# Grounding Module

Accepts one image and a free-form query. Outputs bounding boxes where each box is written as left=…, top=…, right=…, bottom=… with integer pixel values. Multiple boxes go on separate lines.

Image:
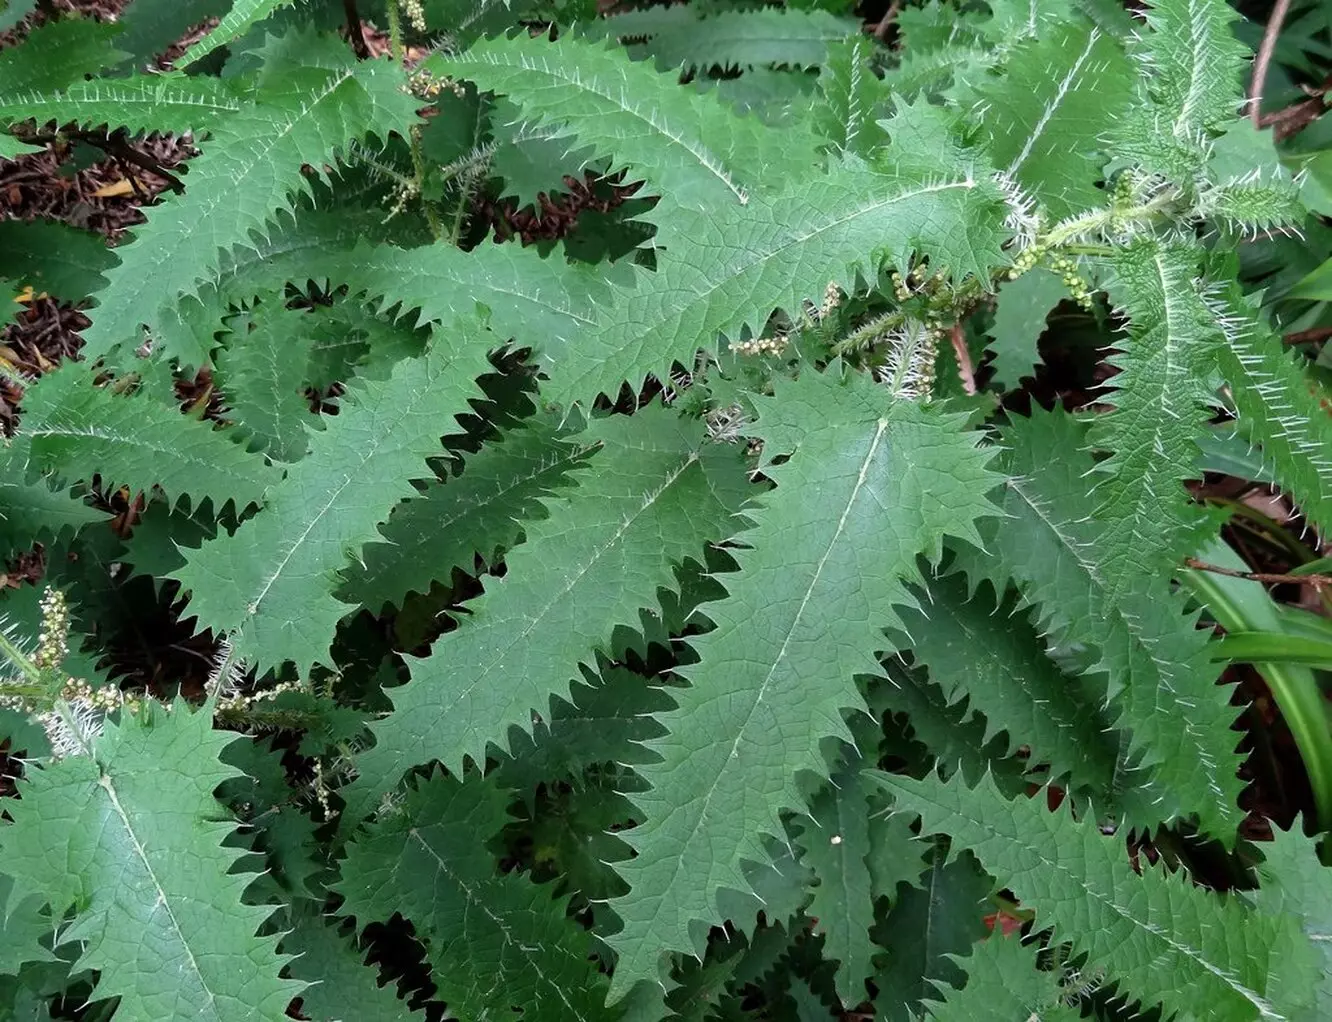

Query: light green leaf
left=173, top=335, right=492, bottom=677
left=975, top=17, right=1134, bottom=218
left=175, top=0, right=298, bottom=66
left=0, top=73, right=242, bottom=137
left=0, top=700, right=305, bottom=1020
left=17, top=362, right=278, bottom=514
left=876, top=770, right=1316, bottom=1022
left=606, top=367, right=1002, bottom=1000
left=985, top=267, right=1066, bottom=389
left=343, top=405, right=751, bottom=818
left=336, top=772, right=617, bottom=1021
left=1092, top=241, right=1221, bottom=594
left=81, top=55, right=420, bottom=366
left=924, top=933, right=1080, bottom=1022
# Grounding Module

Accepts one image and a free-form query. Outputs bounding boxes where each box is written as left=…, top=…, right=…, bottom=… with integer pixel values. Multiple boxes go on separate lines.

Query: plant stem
left=1250, top=0, right=1293, bottom=128
left=386, top=0, right=403, bottom=64
left=0, top=629, right=40, bottom=684
left=1284, top=325, right=1332, bottom=346
left=832, top=309, right=907, bottom=354
left=1183, top=556, right=1332, bottom=589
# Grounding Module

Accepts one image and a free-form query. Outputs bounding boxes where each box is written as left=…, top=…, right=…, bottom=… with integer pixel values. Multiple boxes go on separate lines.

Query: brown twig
left=343, top=0, right=370, bottom=59
left=948, top=322, right=977, bottom=396
left=1250, top=0, right=1293, bottom=127
left=1184, top=557, right=1332, bottom=589
left=1284, top=325, right=1332, bottom=346
left=872, top=0, right=901, bottom=40
left=15, top=127, right=186, bottom=193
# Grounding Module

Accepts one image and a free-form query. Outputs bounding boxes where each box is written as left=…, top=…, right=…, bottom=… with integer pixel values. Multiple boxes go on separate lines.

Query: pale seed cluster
left=217, top=679, right=304, bottom=713
left=33, top=587, right=69, bottom=672
left=818, top=281, right=842, bottom=320
left=398, top=0, right=428, bottom=32
left=1007, top=247, right=1094, bottom=309
left=732, top=334, right=789, bottom=357
left=59, top=678, right=140, bottom=716
left=408, top=68, right=466, bottom=101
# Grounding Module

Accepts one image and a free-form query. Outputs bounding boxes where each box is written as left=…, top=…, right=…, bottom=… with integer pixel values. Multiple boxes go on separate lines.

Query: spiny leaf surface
left=336, top=773, right=618, bottom=1021
left=606, top=367, right=1001, bottom=999
left=344, top=406, right=750, bottom=818
left=172, top=335, right=492, bottom=676
left=957, top=406, right=1242, bottom=838
left=81, top=55, right=420, bottom=365
left=875, top=770, right=1316, bottom=1022
left=0, top=701, right=304, bottom=1021
left=16, top=362, right=277, bottom=513
left=343, top=415, right=593, bottom=612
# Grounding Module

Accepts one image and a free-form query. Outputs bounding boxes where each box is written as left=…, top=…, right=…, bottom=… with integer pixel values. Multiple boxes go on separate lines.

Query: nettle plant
left=1, top=0, right=1331, bottom=1018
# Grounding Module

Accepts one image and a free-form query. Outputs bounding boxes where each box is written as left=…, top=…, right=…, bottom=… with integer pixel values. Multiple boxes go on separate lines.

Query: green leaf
left=335, top=772, right=617, bottom=1021
left=871, top=665, right=1029, bottom=792
left=606, top=367, right=1002, bottom=1000
left=1091, top=240, right=1220, bottom=593
left=0, top=0, right=36, bottom=33
left=17, top=362, right=278, bottom=514
left=1251, top=822, right=1332, bottom=1016
left=957, top=406, right=1243, bottom=838
left=873, top=846, right=993, bottom=1022
left=893, top=573, right=1123, bottom=802
left=435, top=32, right=819, bottom=231
left=342, top=415, right=593, bottom=613
left=0, top=220, right=115, bottom=303
left=0, top=875, right=56, bottom=977
left=116, top=0, right=231, bottom=65
left=343, top=405, right=751, bottom=818
left=984, top=267, right=1066, bottom=389
left=0, top=17, right=124, bottom=97
left=1215, top=287, right=1332, bottom=537
left=546, top=156, right=1010, bottom=406
left=0, top=133, right=42, bottom=161
left=875, top=770, right=1317, bottom=1022
left=1182, top=539, right=1332, bottom=830
left=813, top=38, right=890, bottom=156
left=280, top=908, right=421, bottom=1022
left=1111, top=0, right=1248, bottom=179
left=974, top=17, right=1134, bottom=218
left=0, top=700, right=305, bottom=1020
left=924, top=933, right=1080, bottom=1022
left=496, top=665, right=673, bottom=796
left=81, top=54, right=421, bottom=366
left=588, top=6, right=858, bottom=72
left=0, top=475, right=109, bottom=558
left=176, top=0, right=298, bottom=66
left=173, top=335, right=492, bottom=677
left=0, top=73, right=243, bottom=137
left=793, top=766, right=876, bottom=1007
left=211, top=302, right=324, bottom=463
left=1213, top=631, right=1332, bottom=668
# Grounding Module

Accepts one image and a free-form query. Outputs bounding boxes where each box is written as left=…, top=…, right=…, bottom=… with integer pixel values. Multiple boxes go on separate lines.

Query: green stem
left=0, top=629, right=40, bottom=684
left=832, top=309, right=908, bottom=355
left=386, top=0, right=403, bottom=64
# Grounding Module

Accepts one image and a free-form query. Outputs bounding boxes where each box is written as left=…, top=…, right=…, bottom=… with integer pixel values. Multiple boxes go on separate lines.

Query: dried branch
left=1250, top=0, right=1293, bottom=127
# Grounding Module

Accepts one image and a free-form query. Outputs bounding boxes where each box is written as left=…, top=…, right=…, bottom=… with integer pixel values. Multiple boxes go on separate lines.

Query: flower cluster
left=399, top=0, right=428, bottom=32
left=217, top=678, right=304, bottom=714
left=732, top=334, right=789, bottom=357
left=33, top=587, right=69, bottom=672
